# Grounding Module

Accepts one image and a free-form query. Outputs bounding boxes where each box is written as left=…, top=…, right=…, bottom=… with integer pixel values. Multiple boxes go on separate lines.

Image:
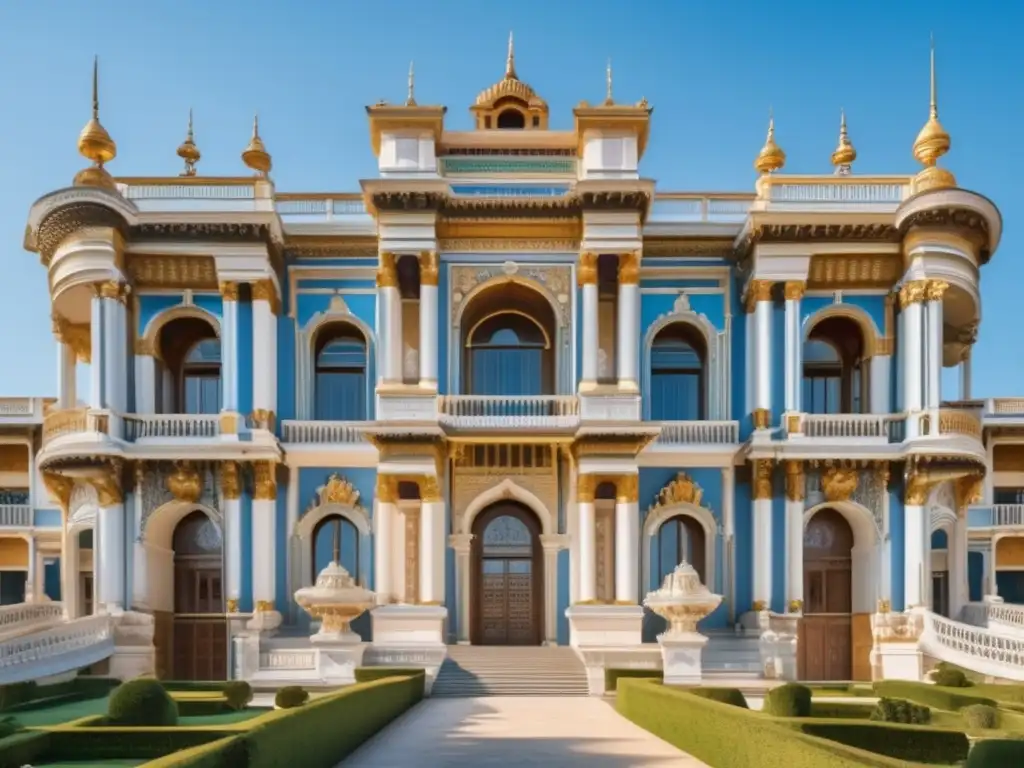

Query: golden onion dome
left=754, top=116, right=785, bottom=174
left=72, top=165, right=117, bottom=191
left=831, top=109, right=857, bottom=170
left=473, top=31, right=546, bottom=109
left=241, top=114, right=272, bottom=176
left=177, top=109, right=200, bottom=176
left=77, top=58, right=116, bottom=166
left=911, top=38, right=956, bottom=192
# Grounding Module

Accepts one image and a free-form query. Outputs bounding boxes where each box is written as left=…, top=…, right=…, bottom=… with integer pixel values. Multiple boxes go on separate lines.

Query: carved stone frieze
left=898, top=206, right=992, bottom=258
left=130, top=222, right=276, bottom=244
left=578, top=190, right=650, bottom=214
left=442, top=197, right=580, bottom=218
left=641, top=239, right=732, bottom=258
left=126, top=255, right=218, bottom=290
left=371, top=191, right=445, bottom=212
left=37, top=203, right=128, bottom=266
left=737, top=222, right=900, bottom=257
left=451, top=472, right=557, bottom=535
left=438, top=238, right=579, bottom=252
left=450, top=263, right=572, bottom=326
left=138, top=462, right=220, bottom=541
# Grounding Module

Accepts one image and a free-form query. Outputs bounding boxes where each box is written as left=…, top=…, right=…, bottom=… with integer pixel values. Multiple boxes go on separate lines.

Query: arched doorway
left=801, top=508, right=854, bottom=680
left=470, top=502, right=543, bottom=645
left=172, top=511, right=226, bottom=680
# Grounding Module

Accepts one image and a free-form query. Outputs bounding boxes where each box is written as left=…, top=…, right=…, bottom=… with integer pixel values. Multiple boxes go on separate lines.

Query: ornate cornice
left=441, top=197, right=580, bottom=218
left=129, top=222, right=276, bottom=244
left=898, top=205, right=992, bottom=259
left=37, top=203, right=127, bottom=266
left=737, top=222, right=900, bottom=257
left=371, top=191, right=445, bottom=212
left=126, top=255, right=218, bottom=290
left=578, top=190, right=650, bottom=215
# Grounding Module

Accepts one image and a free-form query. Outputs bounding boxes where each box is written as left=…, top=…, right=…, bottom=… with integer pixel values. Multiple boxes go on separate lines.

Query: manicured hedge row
left=790, top=720, right=970, bottom=764
left=0, top=731, right=50, bottom=768
left=966, top=738, right=1024, bottom=767
left=810, top=701, right=873, bottom=720
left=615, top=679, right=910, bottom=767
left=0, top=676, right=120, bottom=712
left=354, top=667, right=426, bottom=684
left=43, top=728, right=226, bottom=761
left=873, top=680, right=996, bottom=711
left=142, top=736, right=249, bottom=768
left=604, top=668, right=662, bottom=692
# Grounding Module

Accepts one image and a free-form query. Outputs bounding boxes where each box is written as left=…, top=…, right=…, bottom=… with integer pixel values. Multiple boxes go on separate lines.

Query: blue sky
left=0, top=0, right=1019, bottom=398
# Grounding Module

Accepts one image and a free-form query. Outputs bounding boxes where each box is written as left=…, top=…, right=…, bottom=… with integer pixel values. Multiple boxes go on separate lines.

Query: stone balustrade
left=0, top=614, right=113, bottom=683
left=123, top=414, right=222, bottom=440
left=438, top=395, right=580, bottom=429
left=0, top=602, right=64, bottom=636
left=281, top=420, right=365, bottom=444
left=655, top=421, right=739, bottom=445
left=800, top=413, right=903, bottom=441
left=919, top=610, right=1024, bottom=682
left=0, top=505, right=32, bottom=527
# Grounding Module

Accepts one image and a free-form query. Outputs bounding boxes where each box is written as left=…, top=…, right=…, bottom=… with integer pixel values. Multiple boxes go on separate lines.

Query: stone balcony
left=438, top=395, right=581, bottom=432
left=787, top=413, right=906, bottom=444
left=968, top=504, right=1024, bottom=530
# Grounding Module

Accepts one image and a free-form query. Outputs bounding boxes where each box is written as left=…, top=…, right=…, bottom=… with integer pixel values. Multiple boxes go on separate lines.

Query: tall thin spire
left=177, top=108, right=200, bottom=177
left=406, top=61, right=417, bottom=106
left=912, top=33, right=954, bottom=190
left=605, top=58, right=614, bottom=105
left=929, top=33, right=938, bottom=120
left=91, top=55, right=99, bottom=120
left=831, top=108, right=856, bottom=175
left=74, top=54, right=117, bottom=189
left=505, top=31, right=517, bottom=79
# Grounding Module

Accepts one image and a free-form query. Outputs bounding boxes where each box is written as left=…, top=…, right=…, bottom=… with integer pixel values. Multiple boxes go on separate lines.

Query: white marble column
left=784, top=462, right=804, bottom=612
left=251, top=461, right=279, bottom=623
left=783, top=282, right=803, bottom=414
left=25, top=535, right=37, bottom=602
left=94, top=474, right=125, bottom=612
left=540, top=535, right=562, bottom=644
left=614, top=475, right=640, bottom=603
left=221, top=462, right=242, bottom=613
left=950, top=515, right=968, bottom=617
left=904, top=478, right=929, bottom=608
left=577, top=476, right=597, bottom=602
left=419, top=252, right=439, bottom=389
left=579, top=252, right=599, bottom=386
left=449, top=533, right=473, bottom=643
left=89, top=289, right=105, bottom=410
left=56, top=340, right=77, bottom=409
left=960, top=349, right=973, bottom=400
left=924, top=280, right=948, bottom=410
left=419, top=484, right=445, bottom=604
left=134, top=351, right=156, bottom=415
left=750, top=281, right=773, bottom=427
left=721, top=467, right=735, bottom=620
left=130, top=472, right=147, bottom=609
left=752, top=460, right=773, bottom=611
left=252, top=281, right=279, bottom=427
left=870, top=355, right=892, bottom=414
left=285, top=465, right=300, bottom=621
left=376, top=254, right=402, bottom=383
left=616, top=253, right=640, bottom=391
left=220, top=282, right=240, bottom=413
left=900, top=281, right=925, bottom=418
left=374, top=478, right=396, bottom=603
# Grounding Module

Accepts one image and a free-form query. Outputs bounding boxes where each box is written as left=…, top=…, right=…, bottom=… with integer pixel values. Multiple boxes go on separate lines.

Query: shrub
left=0, top=716, right=19, bottom=739
left=962, top=703, right=1000, bottom=730
left=0, top=682, right=36, bottom=711
left=603, top=668, right=662, bottom=692
left=354, top=667, right=426, bottom=683
left=932, top=665, right=971, bottom=688
left=0, top=730, right=51, bottom=767
left=107, top=679, right=178, bottom=726
left=966, top=739, right=1024, bottom=767
left=683, top=687, right=748, bottom=708
left=223, top=681, right=253, bottom=711
left=274, top=686, right=309, bottom=709
left=869, top=697, right=930, bottom=725
left=873, top=680, right=996, bottom=711
left=810, top=701, right=873, bottom=720
left=795, top=721, right=969, bottom=764
left=764, top=683, right=812, bottom=717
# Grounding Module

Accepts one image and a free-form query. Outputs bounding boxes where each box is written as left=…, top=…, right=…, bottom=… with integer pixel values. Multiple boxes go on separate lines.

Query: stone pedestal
left=871, top=608, right=925, bottom=681
left=368, top=605, right=448, bottom=695
left=108, top=610, right=156, bottom=680
left=659, top=632, right=709, bottom=685
left=246, top=609, right=283, bottom=635
left=310, top=635, right=368, bottom=686
left=565, top=604, right=644, bottom=647
left=758, top=611, right=800, bottom=681
left=874, top=642, right=924, bottom=681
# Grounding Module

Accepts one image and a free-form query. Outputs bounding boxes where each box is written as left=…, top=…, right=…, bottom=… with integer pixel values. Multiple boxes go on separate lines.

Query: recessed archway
left=801, top=507, right=854, bottom=681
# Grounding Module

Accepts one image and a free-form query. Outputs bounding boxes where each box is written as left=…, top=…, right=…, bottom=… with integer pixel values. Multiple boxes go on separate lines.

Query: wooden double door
left=471, top=503, right=543, bottom=646
left=799, top=509, right=854, bottom=681
left=172, top=561, right=227, bottom=680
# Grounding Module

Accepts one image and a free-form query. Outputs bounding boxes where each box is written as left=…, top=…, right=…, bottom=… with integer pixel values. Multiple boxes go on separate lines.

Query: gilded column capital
left=167, top=461, right=202, bottom=504
left=219, top=281, right=240, bottom=301
left=134, top=337, right=159, bottom=358
left=250, top=409, right=276, bottom=431
left=744, top=280, right=773, bottom=312
left=90, top=463, right=124, bottom=507
left=898, top=280, right=927, bottom=308
left=252, top=461, right=277, bottom=501
left=783, top=281, right=805, bottom=301
left=419, top=251, right=439, bottom=286
left=954, top=473, right=983, bottom=512
left=376, top=252, right=398, bottom=289
left=52, top=317, right=91, bottom=363
left=904, top=473, right=933, bottom=506
left=784, top=460, right=804, bottom=502
left=924, top=279, right=950, bottom=302
left=576, top=474, right=596, bottom=503
left=420, top=474, right=443, bottom=503
left=251, top=279, right=281, bottom=314
left=577, top=252, right=598, bottom=287
left=376, top=475, right=397, bottom=504
left=752, top=408, right=771, bottom=430
left=94, top=280, right=129, bottom=303
left=220, top=461, right=241, bottom=501
left=42, top=471, right=74, bottom=515
left=616, top=474, right=639, bottom=503
left=752, top=460, right=773, bottom=501
left=617, top=252, right=640, bottom=285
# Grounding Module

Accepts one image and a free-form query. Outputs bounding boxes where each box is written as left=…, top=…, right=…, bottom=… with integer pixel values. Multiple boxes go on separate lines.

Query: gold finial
left=604, top=58, right=614, bottom=105
left=831, top=108, right=856, bottom=174
left=241, top=114, right=272, bottom=177
left=73, top=56, right=118, bottom=190
left=912, top=35, right=955, bottom=191
left=505, top=31, right=517, bottom=79
left=754, top=110, right=786, bottom=174
left=176, top=108, right=200, bottom=177
left=406, top=61, right=417, bottom=106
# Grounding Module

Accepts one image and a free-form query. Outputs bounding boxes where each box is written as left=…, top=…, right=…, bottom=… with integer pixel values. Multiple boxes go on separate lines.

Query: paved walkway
left=341, top=696, right=708, bottom=767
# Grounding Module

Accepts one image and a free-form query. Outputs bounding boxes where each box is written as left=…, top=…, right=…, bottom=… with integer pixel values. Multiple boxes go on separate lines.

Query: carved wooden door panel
left=480, top=559, right=535, bottom=645
left=173, top=566, right=227, bottom=680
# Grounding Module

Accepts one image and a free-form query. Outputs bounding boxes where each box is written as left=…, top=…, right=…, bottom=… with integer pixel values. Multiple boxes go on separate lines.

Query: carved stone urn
left=294, top=562, right=375, bottom=645
left=643, top=561, right=722, bottom=684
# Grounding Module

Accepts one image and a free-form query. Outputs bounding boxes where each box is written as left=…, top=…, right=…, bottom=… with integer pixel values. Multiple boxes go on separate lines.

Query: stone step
left=433, top=646, right=588, bottom=698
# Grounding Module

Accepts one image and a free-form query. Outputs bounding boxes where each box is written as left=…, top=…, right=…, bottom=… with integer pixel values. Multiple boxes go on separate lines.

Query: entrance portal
left=800, top=508, right=854, bottom=681
left=471, top=502, right=543, bottom=645
left=171, top=511, right=227, bottom=680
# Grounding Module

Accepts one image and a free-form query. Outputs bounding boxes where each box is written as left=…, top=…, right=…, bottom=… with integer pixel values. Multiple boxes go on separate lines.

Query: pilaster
left=248, top=460, right=281, bottom=631
left=576, top=474, right=597, bottom=602
left=615, top=252, right=640, bottom=392
left=251, top=279, right=279, bottom=430
left=221, top=461, right=242, bottom=614
left=784, top=461, right=805, bottom=613
left=220, top=281, right=240, bottom=413
left=751, top=459, right=773, bottom=612
left=578, top=252, right=599, bottom=388
left=747, top=280, right=773, bottom=430
left=418, top=251, right=439, bottom=390
left=783, top=281, right=803, bottom=416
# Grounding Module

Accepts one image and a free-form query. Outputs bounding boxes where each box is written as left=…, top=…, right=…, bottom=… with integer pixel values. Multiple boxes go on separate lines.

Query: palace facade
left=10, top=40, right=1020, bottom=684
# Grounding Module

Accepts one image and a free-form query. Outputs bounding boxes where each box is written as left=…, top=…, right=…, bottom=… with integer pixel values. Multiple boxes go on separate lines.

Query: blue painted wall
left=237, top=299, right=253, bottom=416
left=931, top=530, right=948, bottom=550
left=734, top=478, right=753, bottom=615
left=771, top=303, right=785, bottom=421
left=33, top=509, right=61, bottom=528
left=771, top=491, right=786, bottom=613
left=277, top=313, right=297, bottom=422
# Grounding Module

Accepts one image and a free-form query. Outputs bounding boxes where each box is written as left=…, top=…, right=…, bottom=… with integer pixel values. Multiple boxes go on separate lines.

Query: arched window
left=466, top=313, right=549, bottom=396
left=802, top=317, right=866, bottom=414
left=655, top=515, right=706, bottom=585
left=496, top=109, right=526, bottom=129
left=650, top=324, right=707, bottom=420
left=314, top=326, right=367, bottom=420
left=312, top=515, right=360, bottom=584
left=182, top=339, right=222, bottom=415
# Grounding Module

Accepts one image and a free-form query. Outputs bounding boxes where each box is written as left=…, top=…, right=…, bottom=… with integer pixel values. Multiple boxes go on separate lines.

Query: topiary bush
left=966, top=738, right=1024, bottom=767
left=107, top=678, right=178, bottom=726
left=932, top=665, right=971, bottom=688
left=962, top=703, right=1000, bottom=730
left=763, top=683, right=812, bottom=717
left=223, top=681, right=253, bottom=711
left=274, top=686, right=309, bottom=709
left=870, top=697, right=930, bottom=725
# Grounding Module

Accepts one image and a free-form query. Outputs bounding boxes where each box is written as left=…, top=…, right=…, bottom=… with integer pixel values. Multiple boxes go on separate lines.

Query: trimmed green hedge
left=355, top=667, right=427, bottom=685
left=43, top=728, right=225, bottom=761
left=810, top=701, right=873, bottom=720
left=141, top=736, right=248, bottom=768
left=873, top=680, right=996, bottom=711
left=0, top=676, right=120, bottom=713
left=790, top=720, right=969, bottom=764
left=684, top=687, right=749, bottom=709
left=616, top=678, right=915, bottom=767
left=764, top=684, right=812, bottom=717
left=0, top=730, right=51, bottom=768
left=966, top=738, right=1024, bottom=767
left=603, top=668, right=662, bottom=692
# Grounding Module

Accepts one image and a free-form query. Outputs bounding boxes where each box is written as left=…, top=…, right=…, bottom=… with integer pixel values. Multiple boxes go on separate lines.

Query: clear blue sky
left=0, top=0, right=1019, bottom=398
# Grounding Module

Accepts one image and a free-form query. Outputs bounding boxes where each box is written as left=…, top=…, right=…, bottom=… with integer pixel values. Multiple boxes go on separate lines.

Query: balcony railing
left=646, top=194, right=752, bottom=224
left=438, top=396, right=580, bottom=429
left=281, top=420, right=365, bottom=444
left=0, top=602, right=64, bottom=636
left=968, top=505, right=1024, bottom=528
left=123, top=414, right=221, bottom=440
left=41, top=408, right=111, bottom=446
left=798, top=413, right=904, bottom=441
left=655, top=421, right=739, bottom=445
left=937, top=408, right=983, bottom=440
left=0, top=505, right=32, bottom=527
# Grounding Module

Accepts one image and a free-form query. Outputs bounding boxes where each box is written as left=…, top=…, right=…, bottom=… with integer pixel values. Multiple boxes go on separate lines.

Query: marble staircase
left=432, top=645, right=589, bottom=697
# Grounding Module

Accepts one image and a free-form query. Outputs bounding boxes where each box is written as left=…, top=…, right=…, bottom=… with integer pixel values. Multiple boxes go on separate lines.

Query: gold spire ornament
left=831, top=109, right=856, bottom=175
left=912, top=36, right=956, bottom=191
left=754, top=112, right=786, bottom=174
left=73, top=56, right=118, bottom=191
left=241, top=114, right=272, bottom=177
left=505, top=31, right=517, bottom=79
left=177, top=108, right=200, bottom=177
left=406, top=61, right=417, bottom=106
left=604, top=59, right=614, bottom=105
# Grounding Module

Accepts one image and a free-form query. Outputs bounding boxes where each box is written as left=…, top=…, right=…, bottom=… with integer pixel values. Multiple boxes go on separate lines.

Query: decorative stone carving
left=253, top=461, right=277, bottom=501
left=654, top=472, right=704, bottom=508
left=822, top=467, right=858, bottom=502
left=450, top=264, right=571, bottom=326
left=785, top=461, right=804, bottom=502
left=316, top=474, right=361, bottom=508
left=753, top=460, right=773, bottom=500
left=167, top=461, right=202, bottom=503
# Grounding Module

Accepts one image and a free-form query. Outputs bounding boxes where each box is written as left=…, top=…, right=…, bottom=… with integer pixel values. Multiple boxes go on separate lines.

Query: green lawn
left=11, top=696, right=109, bottom=727
left=179, top=708, right=268, bottom=726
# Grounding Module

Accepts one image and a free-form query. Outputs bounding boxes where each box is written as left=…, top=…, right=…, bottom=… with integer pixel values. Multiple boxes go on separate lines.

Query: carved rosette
left=167, top=461, right=202, bottom=504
